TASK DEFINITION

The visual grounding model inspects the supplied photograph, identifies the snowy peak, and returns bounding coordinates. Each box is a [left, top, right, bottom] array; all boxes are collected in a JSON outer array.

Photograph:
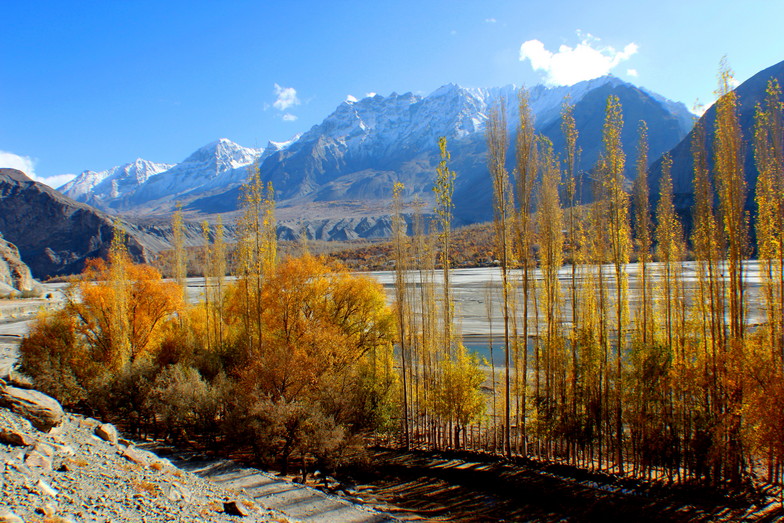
[[59, 158, 173, 203], [262, 135, 300, 158], [179, 138, 260, 174], [128, 139, 262, 207], [294, 76, 679, 154]]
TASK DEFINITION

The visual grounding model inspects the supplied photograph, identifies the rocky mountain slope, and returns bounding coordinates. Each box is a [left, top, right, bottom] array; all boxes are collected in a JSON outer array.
[[649, 58, 784, 214], [0, 235, 42, 298], [0, 168, 167, 279]]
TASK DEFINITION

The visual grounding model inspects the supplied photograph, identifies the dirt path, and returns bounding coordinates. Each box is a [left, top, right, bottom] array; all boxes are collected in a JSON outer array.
[[144, 444, 398, 522]]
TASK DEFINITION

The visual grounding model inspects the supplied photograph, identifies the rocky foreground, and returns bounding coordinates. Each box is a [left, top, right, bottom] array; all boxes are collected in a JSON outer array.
[[0, 381, 289, 522]]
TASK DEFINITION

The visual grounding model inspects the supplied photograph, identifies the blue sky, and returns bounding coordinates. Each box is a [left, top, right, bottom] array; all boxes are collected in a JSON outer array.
[[2, 0, 783, 186]]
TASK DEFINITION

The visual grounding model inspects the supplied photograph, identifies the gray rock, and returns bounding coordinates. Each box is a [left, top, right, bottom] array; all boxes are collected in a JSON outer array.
[[6, 371, 34, 390], [0, 384, 64, 432], [34, 503, 56, 517], [120, 446, 147, 467], [36, 478, 58, 497]]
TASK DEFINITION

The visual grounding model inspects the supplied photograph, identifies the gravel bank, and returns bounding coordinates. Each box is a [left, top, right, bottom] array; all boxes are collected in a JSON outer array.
[[0, 400, 290, 522]]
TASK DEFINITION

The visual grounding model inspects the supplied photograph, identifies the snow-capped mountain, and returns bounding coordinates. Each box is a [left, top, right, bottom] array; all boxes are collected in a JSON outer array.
[[60, 76, 695, 231], [60, 158, 173, 207], [191, 75, 693, 225], [128, 138, 261, 208]]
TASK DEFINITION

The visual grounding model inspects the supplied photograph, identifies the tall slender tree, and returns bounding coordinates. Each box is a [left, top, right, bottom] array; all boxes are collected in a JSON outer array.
[[713, 60, 748, 482], [632, 122, 654, 345], [598, 94, 630, 473], [488, 98, 513, 458], [754, 79, 784, 364], [172, 203, 187, 297], [392, 182, 411, 448], [515, 88, 538, 456], [434, 137, 456, 358]]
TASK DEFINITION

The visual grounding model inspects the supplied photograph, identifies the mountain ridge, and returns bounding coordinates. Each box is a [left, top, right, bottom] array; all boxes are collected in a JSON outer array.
[[57, 76, 695, 236]]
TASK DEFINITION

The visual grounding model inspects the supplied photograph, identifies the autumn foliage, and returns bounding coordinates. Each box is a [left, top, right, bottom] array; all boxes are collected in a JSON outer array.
[[21, 219, 397, 475]]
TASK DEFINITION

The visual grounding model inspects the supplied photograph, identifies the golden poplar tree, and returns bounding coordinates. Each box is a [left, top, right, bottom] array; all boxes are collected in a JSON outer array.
[[236, 166, 277, 356], [754, 79, 784, 364], [434, 137, 456, 358], [515, 88, 538, 456], [632, 122, 654, 345], [714, 60, 748, 345], [561, 98, 582, 436], [488, 99, 513, 457], [598, 94, 630, 473], [392, 182, 411, 447], [654, 154, 685, 354], [536, 136, 565, 454], [172, 203, 187, 296], [108, 224, 132, 369], [212, 215, 226, 348], [713, 58, 748, 483]]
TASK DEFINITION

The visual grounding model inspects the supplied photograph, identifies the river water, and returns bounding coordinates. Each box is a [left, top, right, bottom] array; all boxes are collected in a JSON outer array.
[[0, 262, 769, 370]]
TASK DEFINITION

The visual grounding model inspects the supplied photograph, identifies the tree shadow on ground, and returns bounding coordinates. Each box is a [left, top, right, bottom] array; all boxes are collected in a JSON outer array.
[[345, 448, 784, 522]]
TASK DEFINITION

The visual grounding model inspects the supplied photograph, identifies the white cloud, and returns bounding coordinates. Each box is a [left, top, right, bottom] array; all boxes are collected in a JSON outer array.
[[627, 68, 638, 77], [0, 150, 36, 177], [272, 83, 300, 111], [365, 92, 377, 98], [519, 32, 639, 86], [485, 18, 497, 23], [282, 113, 298, 122], [0, 150, 75, 188], [38, 173, 76, 188], [346, 94, 358, 103]]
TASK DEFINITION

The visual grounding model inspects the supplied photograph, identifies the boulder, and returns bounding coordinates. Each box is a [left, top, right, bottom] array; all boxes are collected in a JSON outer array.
[[223, 501, 250, 517], [94, 423, 118, 444], [36, 478, 58, 498], [0, 427, 35, 447], [120, 446, 148, 467], [0, 384, 63, 432], [0, 232, 39, 295], [6, 371, 34, 389], [24, 450, 52, 471]]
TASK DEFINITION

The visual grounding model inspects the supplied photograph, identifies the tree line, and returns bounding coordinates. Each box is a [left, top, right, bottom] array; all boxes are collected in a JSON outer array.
[[393, 62, 784, 488]]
